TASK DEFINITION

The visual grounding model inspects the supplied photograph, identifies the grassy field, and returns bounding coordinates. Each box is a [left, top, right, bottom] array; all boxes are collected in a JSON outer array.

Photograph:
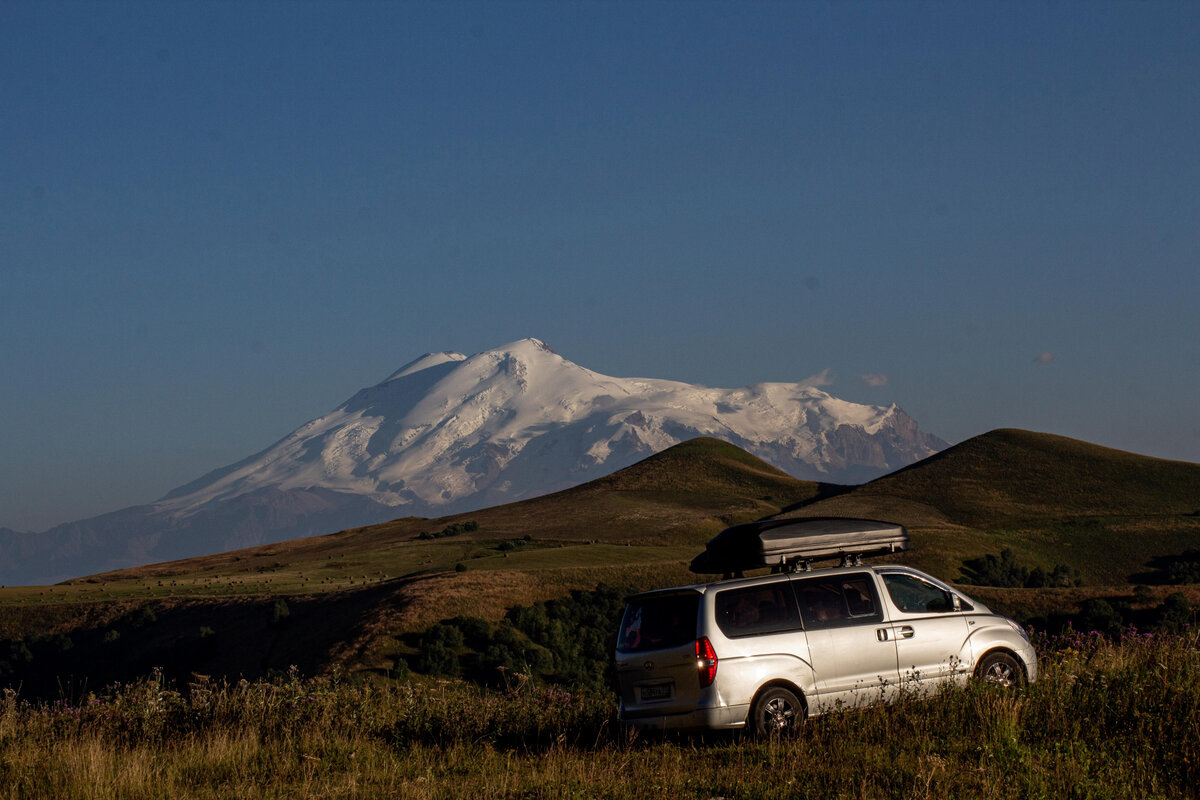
[[0, 630, 1196, 799]]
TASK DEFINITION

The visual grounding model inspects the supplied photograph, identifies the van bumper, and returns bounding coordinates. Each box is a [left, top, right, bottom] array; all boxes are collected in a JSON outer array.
[[620, 703, 749, 732]]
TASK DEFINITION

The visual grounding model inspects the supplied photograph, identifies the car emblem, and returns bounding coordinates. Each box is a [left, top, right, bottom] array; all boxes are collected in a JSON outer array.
[[643, 660, 654, 671]]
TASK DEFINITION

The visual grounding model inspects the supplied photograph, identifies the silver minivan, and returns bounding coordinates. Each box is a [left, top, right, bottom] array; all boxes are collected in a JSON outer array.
[[614, 548, 1037, 735]]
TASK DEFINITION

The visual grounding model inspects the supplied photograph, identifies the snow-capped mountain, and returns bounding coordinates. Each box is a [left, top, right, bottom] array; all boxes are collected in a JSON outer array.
[[0, 338, 946, 584], [161, 338, 942, 517]]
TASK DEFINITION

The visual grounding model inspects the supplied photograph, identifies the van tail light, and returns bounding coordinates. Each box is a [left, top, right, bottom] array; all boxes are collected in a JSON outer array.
[[695, 637, 718, 688]]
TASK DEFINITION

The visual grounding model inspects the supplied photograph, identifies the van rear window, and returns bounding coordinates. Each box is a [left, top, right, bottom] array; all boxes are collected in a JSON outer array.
[[617, 593, 700, 652]]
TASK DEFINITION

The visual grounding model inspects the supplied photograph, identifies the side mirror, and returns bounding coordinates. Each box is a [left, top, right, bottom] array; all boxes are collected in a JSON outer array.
[[951, 594, 962, 612]]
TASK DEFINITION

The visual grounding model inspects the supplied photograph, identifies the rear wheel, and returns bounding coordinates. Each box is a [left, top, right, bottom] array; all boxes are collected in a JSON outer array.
[[974, 651, 1025, 687], [750, 686, 804, 737]]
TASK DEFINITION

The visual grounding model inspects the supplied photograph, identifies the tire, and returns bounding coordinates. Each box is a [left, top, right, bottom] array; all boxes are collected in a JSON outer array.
[[750, 686, 805, 737], [974, 651, 1025, 688]]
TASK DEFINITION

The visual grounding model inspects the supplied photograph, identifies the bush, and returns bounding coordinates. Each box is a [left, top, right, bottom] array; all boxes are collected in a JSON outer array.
[[411, 583, 628, 689], [418, 520, 480, 540], [132, 607, 158, 628], [1165, 550, 1200, 584], [1077, 599, 1124, 637], [962, 548, 1081, 588], [390, 656, 410, 680], [271, 599, 291, 627], [447, 616, 492, 641], [9, 641, 33, 664], [1154, 592, 1193, 633], [419, 642, 460, 676], [417, 623, 466, 676]]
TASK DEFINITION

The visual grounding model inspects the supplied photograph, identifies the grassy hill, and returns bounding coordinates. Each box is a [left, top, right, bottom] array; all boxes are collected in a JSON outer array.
[[1, 430, 1198, 694], [781, 428, 1200, 583], [841, 428, 1200, 523], [84, 436, 821, 595], [0, 438, 826, 691]]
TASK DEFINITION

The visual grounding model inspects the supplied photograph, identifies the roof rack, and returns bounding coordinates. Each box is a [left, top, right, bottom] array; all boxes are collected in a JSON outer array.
[[688, 517, 908, 576]]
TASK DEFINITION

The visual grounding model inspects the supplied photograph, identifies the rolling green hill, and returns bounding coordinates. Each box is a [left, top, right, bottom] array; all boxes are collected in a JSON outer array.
[[1, 430, 1198, 694], [59, 436, 824, 595], [846, 428, 1199, 523], [0, 439, 825, 691], [781, 428, 1200, 583]]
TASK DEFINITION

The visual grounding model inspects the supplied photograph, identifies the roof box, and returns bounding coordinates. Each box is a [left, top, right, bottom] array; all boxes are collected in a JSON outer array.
[[689, 517, 908, 575]]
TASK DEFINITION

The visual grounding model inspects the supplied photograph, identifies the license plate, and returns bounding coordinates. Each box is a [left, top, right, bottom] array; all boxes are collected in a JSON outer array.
[[639, 684, 672, 701]]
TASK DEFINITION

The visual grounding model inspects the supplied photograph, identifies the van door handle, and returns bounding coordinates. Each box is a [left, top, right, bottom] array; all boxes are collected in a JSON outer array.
[[876, 628, 889, 641], [899, 626, 915, 639]]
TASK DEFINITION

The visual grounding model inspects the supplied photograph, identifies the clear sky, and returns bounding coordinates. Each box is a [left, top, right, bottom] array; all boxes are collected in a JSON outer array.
[[2, 1, 1198, 532]]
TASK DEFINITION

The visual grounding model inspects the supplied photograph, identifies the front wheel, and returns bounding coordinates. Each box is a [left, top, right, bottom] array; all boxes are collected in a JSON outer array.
[[750, 686, 804, 737], [974, 651, 1025, 688]]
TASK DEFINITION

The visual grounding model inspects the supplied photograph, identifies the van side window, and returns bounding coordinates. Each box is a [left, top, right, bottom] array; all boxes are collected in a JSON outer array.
[[793, 573, 883, 630], [881, 573, 956, 614], [714, 583, 803, 638]]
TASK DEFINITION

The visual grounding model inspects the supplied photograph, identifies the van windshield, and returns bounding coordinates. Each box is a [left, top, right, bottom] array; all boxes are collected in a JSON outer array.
[[617, 593, 700, 652]]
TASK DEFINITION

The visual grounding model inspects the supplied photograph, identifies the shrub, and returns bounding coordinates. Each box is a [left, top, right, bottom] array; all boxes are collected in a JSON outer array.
[[962, 548, 1081, 588], [1077, 598, 1124, 637], [418, 520, 480, 540], [413, 583, 628, 689], [1165, 550, 1200, 584], [447, 616, 492, 641], [132, 607, 158, 628], [271, 599, 291, 627], [417, 623, 466, 676], [9, 641, 33, 664], [1154, 592, 1193, 633], [418, 642, 460, 676]]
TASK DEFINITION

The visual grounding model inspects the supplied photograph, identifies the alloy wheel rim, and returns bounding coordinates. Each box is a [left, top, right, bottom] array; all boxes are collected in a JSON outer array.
[[765, 698, 795, 729], [985, 662, 1014, 687]]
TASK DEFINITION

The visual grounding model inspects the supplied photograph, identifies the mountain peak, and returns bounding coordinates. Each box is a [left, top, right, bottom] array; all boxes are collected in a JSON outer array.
[[383, 351, 467, 383], [486, 337, 557, 356], [160, 339, 944, 521]]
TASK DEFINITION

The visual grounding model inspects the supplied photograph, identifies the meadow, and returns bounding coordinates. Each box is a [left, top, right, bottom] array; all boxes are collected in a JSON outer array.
[[1, 629, 1196, 800]]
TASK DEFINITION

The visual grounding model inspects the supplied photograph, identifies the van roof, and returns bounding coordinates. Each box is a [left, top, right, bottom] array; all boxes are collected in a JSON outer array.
[[626, 563, 927, 602]]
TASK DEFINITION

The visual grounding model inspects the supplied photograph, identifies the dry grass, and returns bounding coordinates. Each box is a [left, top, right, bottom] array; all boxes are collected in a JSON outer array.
[[1, 631, 1198, 799]]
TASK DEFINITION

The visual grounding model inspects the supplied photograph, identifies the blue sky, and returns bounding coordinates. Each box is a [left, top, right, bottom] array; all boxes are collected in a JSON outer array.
[[2, 1, 1198, 531]]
